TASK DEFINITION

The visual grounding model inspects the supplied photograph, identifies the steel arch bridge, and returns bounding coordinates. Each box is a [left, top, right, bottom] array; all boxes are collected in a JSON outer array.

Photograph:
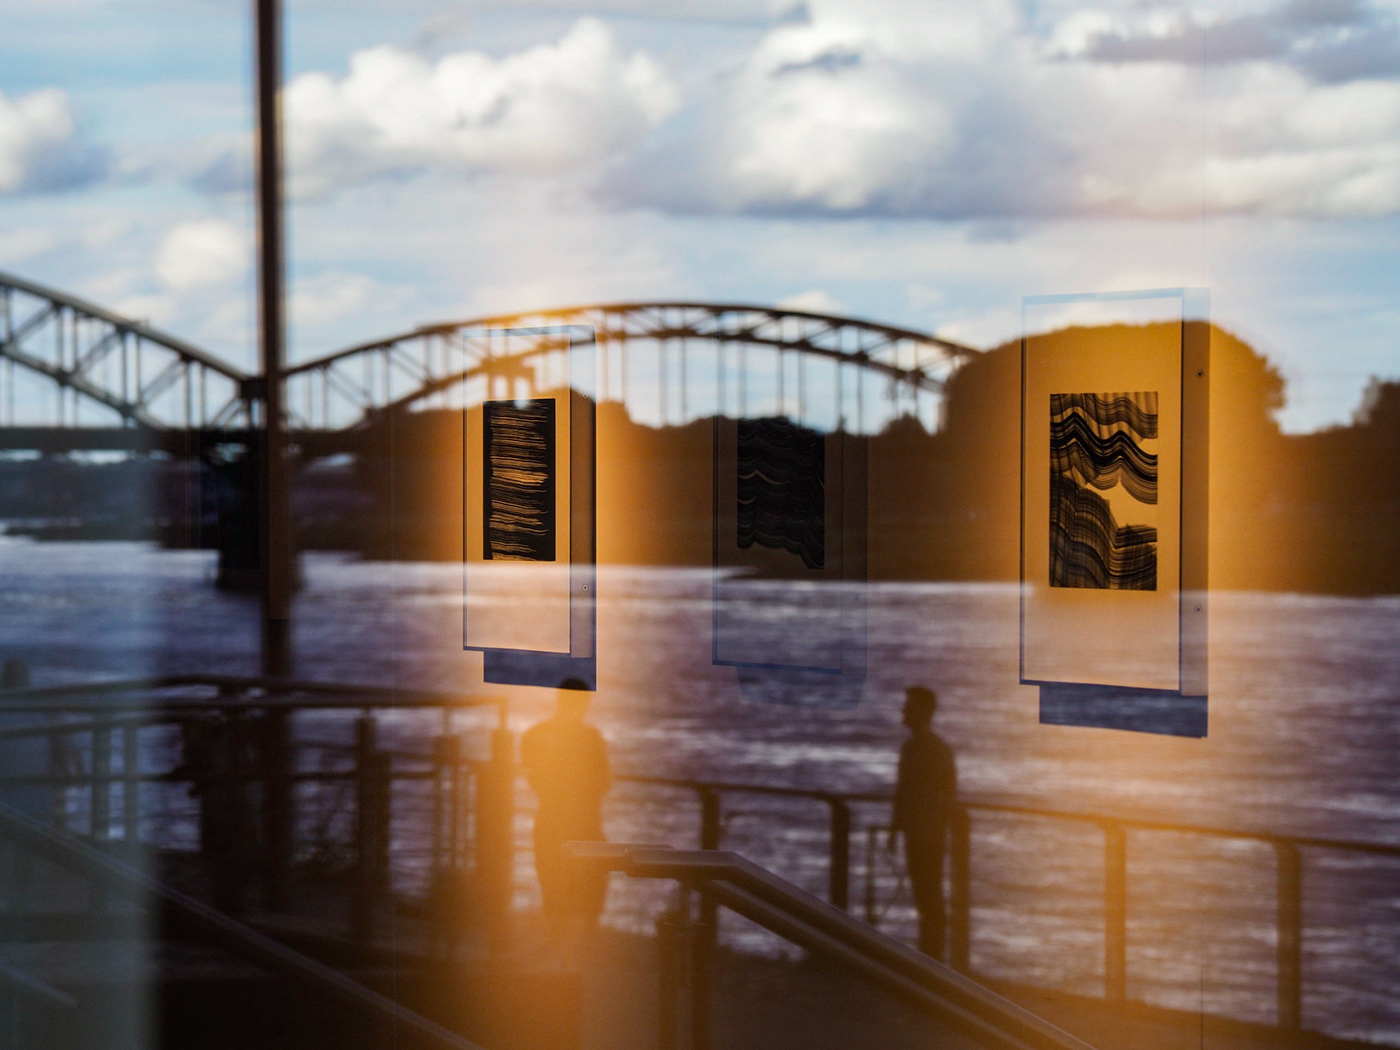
[[0, 273, 978, 446], [284, 303, 978, 436], [0, 270, 252, 438]]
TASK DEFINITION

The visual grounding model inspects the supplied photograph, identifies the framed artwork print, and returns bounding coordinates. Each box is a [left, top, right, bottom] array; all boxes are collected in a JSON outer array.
[[713, 415, 867, 707], [1021, 289, 1209, 736], [463, 326, 597, 690]]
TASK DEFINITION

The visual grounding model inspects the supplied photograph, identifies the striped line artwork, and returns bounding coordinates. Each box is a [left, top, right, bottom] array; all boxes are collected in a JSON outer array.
[[737, 416, 826, 571], [1049, 391, 1159, 590]]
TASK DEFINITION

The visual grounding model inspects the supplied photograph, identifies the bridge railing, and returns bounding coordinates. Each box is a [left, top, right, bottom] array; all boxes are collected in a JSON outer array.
[[0, 271, 251, 431], [569, 842, 1097, 1050], [599, 772, 1400, 1040], [1, 675, 1396, 1044], [0, 795, 486, 1050]]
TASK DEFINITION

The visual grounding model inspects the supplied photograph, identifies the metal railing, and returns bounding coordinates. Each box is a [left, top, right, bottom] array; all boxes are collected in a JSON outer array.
[[934, 798, 1400, 1031], [0, 796, 485, 1050], [0, 675, 514, 940], [619, 773, 1400, 1039], [0, 956, 75, 1050], [2, 674, 1398, 1043], [570, 842, 1097, 1050], [613, 773, 881, 911]]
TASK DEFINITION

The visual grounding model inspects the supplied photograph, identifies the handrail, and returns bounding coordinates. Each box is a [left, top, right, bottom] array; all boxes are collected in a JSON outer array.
[[0, 958, 77, 1012], [616, 772, 885, 804], [0, 799, 485, 1050], [960, 799, 1400, 856], [616, 774, 1400, 859], [0, 674, 504, 715], [2, 676, 1392, 859], [4, 673, 1397, 1041], [571, 842, 1098, 1050]]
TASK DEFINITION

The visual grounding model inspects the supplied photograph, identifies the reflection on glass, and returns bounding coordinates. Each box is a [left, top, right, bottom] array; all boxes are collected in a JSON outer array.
[[1, 1, 1398, 1048]]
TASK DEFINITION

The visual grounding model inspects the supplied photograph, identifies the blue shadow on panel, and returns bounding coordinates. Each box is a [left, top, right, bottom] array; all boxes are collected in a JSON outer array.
[[1039, 682, 1207, 738], [484, 651, 597, 691]]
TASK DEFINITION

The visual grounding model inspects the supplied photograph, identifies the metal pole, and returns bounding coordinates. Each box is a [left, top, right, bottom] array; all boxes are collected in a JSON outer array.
[[254, 0, 294, 910], [827, 799, 851, 911], [47, 728, 67, 833], [1103, 823, 1127, 1001], [949, 806, 971, 972], [446, 734, 461, 871], [475, 718, 516, 956], [694, 787, 720, 1050], [89, 724, 111, 913], [91, 724, 110, 843], [1276, 842, 1303, 1031], [431, 735, 445, 885], [254, 0, 292, 677], [863, 826, 878, 926], [698, 790, 721, 852], [352, 714, 377, 943], [122, 724, 139, 846], [656, 906, 680, 1050], [689, 886, 714, 1050]]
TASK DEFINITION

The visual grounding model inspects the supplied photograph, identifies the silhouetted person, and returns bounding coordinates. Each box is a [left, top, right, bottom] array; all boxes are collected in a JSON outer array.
[[520, 679, 611, 936], [888, 685, 957, 959], [175, 712, 257, 913]]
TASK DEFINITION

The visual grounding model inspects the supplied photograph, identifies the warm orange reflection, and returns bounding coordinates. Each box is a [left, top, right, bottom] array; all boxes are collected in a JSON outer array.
[[337, 317, 1400, 1044]]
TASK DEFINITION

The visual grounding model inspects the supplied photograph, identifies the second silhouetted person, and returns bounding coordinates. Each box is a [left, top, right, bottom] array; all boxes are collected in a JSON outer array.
[[888, 685, 958, 960], [520, 678, 612, 936]]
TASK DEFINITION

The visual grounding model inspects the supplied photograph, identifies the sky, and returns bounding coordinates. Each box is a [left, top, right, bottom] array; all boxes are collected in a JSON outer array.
[[2, 0, 1399, 432]]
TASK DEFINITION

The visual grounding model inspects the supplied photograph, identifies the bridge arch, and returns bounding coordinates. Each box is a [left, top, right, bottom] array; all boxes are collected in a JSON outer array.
[[0, 278, 979, 441], [0, 270, 252, 434], [285, 302, 977, 435]]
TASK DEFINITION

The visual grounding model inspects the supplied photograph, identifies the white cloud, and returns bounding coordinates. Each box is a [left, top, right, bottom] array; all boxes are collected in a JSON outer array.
[[717, 46, 954, 211], [462, 0, 792, 15], [0, 91, 71, 191], [609, 0, 1400, 219], [154, 218, 251, 291], [110, 290, 179, 328], [776, 288, 846, 314], [167, 0, 1400, 219], [291, 271, 412, 327], [281, 17, 679, 198], [0, 88, 103, 194], [0, 226, 60, 265]]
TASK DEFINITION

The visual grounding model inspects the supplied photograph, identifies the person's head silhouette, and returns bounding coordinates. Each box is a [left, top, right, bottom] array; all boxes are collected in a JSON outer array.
[[903, 686, 937, 731], [556, 676, 592, 722]]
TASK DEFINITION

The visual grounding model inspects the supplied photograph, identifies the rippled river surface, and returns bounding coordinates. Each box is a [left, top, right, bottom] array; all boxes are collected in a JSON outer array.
[[2, 537, 1398, 1042]]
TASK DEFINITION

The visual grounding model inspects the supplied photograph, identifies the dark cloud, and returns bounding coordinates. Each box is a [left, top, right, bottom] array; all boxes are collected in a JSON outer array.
[[1082, 0, 1400, 82], [17, 141, 108, 194], [775, 2, 810, 24], [773, 48, 862, 77], [189, 146, 252, 197]]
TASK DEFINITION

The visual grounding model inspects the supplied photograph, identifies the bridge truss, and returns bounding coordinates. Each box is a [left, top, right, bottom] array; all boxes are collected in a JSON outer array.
[[0, 275, 978, 446], [285, 303, 978, 436], [0, 271, 251, 436]]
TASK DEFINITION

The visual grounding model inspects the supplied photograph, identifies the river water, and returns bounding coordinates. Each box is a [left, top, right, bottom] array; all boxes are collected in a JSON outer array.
[[1, 536, 1397, 1042]]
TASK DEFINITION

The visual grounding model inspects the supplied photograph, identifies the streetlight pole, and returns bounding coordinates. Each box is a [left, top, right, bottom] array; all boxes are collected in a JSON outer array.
[[254, 0, 292, 907], [254, 0, 291, 677]]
